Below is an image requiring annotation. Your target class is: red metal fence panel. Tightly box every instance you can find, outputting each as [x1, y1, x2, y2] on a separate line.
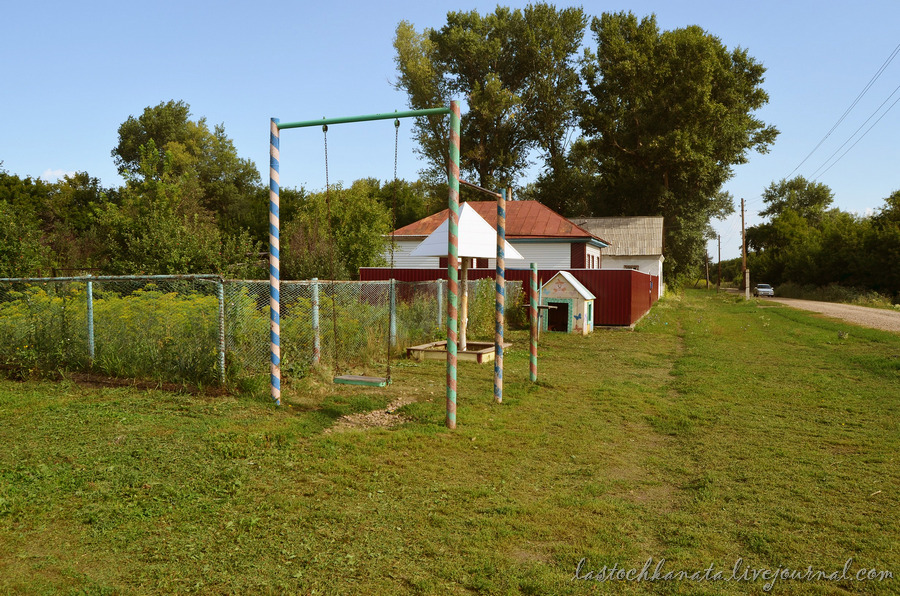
[360, 267, 656, 326]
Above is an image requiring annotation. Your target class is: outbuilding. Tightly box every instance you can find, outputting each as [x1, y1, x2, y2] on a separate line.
[541, 271, 595, 335]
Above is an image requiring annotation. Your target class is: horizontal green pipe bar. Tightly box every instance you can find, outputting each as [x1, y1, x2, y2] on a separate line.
[0, 274, 223, 283]
[277, 107, 450, 130]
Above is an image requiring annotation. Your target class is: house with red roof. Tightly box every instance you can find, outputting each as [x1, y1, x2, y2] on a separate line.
[361, 200, 659, 327]
[387, 200, 609, 270]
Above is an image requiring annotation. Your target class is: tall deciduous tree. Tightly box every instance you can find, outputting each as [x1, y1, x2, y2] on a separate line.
[580, 12, 778, 280]
[112, 100, 263, 239]
[759, 176, 834, 223]
[281, 180, 391, 280]
[0, 167, 53, 277]
[96, 143, 260, 277]
[393, 4, 586, 190]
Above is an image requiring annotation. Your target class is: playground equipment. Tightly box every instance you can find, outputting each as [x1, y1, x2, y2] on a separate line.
[319, 120, 401, 388]
[268, 102, 536, 427]
[269, 105, 462, 428]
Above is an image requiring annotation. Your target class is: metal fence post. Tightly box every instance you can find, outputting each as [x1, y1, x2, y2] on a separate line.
[389, 279, 397, 348]
[217, 279, 226, 384]
[530, 263, 538, 383]
[86, 277, 95, 362]
[311, 278, 320, 366]
[437, 280, 443, 330]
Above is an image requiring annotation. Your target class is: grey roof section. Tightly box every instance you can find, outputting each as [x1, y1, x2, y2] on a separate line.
[572, 217, 664, 257]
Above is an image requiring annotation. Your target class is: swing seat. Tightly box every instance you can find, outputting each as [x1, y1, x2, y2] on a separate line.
[333, 375, 391, 387]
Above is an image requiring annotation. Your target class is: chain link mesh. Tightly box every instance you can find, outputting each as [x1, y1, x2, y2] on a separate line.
[0, 276, 522, 386]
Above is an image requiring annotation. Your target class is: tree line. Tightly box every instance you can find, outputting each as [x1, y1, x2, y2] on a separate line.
[3, 5, 786, 282]
[0, 101, 438, 280]
[738, 177, 900, 300]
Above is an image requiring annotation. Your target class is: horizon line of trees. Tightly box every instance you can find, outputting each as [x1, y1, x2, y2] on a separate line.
[0, 100, 439, 281]
[713, 177, 900, 301]
[5, 5, 895, 295]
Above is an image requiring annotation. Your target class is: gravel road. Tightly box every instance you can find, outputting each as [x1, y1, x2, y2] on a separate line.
[762, 296, 900, 334]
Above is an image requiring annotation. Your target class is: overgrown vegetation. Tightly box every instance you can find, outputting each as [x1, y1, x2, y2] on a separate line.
[2, 290, 897, 594]
[0, 279, 524, 386]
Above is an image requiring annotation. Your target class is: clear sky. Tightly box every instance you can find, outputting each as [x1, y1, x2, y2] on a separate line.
[2, 0, 898, 261]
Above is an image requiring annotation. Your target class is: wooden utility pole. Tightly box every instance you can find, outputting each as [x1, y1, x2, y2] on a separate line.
[705, 250, 710, 289]
[717, 234, 721, 291]
[741, 198, 750, 299]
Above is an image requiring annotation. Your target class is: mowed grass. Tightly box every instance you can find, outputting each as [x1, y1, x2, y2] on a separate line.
[0, 290, 897, 595]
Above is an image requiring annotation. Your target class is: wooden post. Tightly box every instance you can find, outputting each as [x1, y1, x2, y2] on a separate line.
[437, 280, 443, 330]
[705, 251, 710, 290]
[460, 257, 469, 352]
[530, 263, 538, 382]
[717, 235, 721, 291]
[742, 198, 750, 300]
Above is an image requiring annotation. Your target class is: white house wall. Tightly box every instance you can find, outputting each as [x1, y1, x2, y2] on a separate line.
[388, 239, 573, 270]
[586, 245, 602, 268]
[602, 255, 662, 277]
[506, 242, 570, 269]
[390, 240, 441, 268]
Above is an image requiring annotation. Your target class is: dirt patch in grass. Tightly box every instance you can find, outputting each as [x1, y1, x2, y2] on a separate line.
[324, 394, 418, 433]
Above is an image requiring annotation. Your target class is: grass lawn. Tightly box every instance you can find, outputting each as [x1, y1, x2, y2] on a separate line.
[0, 290, 897, 595]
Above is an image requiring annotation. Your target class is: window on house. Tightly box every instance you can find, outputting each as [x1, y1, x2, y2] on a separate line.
[624, 265, 640, 271]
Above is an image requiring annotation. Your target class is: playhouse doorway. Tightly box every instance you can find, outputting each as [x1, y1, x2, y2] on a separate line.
[547, 301, 570, 332]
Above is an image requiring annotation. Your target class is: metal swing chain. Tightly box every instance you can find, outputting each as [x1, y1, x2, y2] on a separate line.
[323, 124, 339, 375]
[387, 118, 400, 383]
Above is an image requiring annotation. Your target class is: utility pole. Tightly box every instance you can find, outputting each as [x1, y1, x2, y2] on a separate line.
[705, 250, 710, 289]
[741, 198, 750, 300]
[717, 234, 721, 291]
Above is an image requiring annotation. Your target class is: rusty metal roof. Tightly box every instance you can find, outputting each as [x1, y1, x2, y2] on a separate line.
[393, 201, 608, 244]
[572, 217, 664, 256]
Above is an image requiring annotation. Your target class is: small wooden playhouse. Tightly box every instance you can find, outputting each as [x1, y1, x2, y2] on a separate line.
[541, 271, 595, 335]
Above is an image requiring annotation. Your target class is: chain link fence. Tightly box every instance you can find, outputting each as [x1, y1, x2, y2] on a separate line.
[0, 275, 522, 387]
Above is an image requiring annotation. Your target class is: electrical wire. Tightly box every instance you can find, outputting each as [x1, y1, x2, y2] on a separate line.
[786, 41, 900, 178]
[814, 91, 900, 180]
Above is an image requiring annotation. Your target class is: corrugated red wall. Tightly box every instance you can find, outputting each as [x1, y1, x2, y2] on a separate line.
[360, 267, 657, 326]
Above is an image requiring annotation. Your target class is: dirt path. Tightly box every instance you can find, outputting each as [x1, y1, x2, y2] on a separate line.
[763, 296, 900, 333]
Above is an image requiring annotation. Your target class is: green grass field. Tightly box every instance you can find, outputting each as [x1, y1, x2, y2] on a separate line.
[1, 290, 898, 595]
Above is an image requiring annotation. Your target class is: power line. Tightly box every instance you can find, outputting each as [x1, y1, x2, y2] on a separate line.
[786, 41, 900, 178]
[810, 80, 900, 179]
[814, 91, 900, 181]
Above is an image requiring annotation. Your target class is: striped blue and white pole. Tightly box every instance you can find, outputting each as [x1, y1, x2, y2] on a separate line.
[269, 118, 282, 405]
[494, 187, 506, 404]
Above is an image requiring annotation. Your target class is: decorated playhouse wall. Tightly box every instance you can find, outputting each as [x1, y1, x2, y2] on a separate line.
[541, 272, 594, 336]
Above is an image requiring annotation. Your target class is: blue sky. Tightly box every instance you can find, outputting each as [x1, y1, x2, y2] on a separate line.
[2, 0, 898, 261]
